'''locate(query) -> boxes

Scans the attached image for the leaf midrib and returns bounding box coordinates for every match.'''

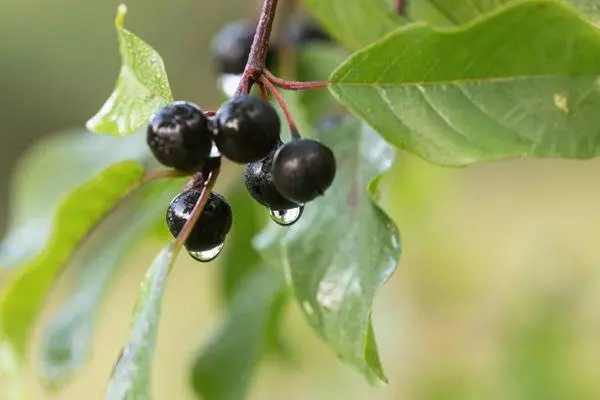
[331,73,600,88]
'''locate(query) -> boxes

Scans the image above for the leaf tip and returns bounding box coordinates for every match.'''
[116,4,127,27]
[84,118,96,133]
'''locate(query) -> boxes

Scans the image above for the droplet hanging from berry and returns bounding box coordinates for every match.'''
[244,145,300,208]
[188,243,225,263]
[269,206,304,226]
[166,190,232,261]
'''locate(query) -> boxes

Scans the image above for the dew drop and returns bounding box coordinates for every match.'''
[269,206,304,226]
[218,74,242,98]
[188,243,225,262]
[209,143,221,158]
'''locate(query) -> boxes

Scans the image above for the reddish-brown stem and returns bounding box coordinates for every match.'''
[246,0,278,72]
[263,69,329,91]
[396,0,405,15]
[260,75,300,139]
[235,0,278,95]
[175,168,220,250]
[257,81,270,101]
[235,75,253,96]
[182,171,204,191]
[203,111,216,117]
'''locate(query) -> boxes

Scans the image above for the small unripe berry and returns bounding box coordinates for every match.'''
[147,102,213,172]
[214,95,281,163]
[166,191,232,252]
[272,139,336,203]
[244,145,299,210]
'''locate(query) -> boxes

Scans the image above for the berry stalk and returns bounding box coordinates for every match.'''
[174,168,220,251]
[258,81,270,101]
[260,75,301,139]
[263,69,329,91]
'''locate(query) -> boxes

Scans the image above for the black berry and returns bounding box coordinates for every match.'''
[211,20,277,75]
[166,191,232,252]
[272,139,336,203]
[244,144,299,211]
[147,102,213,172]
[214,95,281,163]
[288,20,331,45]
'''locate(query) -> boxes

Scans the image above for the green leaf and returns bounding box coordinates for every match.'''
[104,243,175,400]
[409,0,600,26]
[39,180,181,389]
[86,5,173,136]
[302,0,404,50]
[408,0,510,26]
[570,0,600,25]
[330,0,600,166]
[0,131,147,270]
[190,268,287,400]
[0,161,144,354]
[254,118,400,384]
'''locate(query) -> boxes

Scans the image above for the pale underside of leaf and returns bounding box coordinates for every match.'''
[104,243,175,400]
[0,162,145,354]
[254,119,400,384]
[40,180,182,389]
[0,161,144,400]
[330,1,600,166]
[86,6,172,136]
[0,131,147,270]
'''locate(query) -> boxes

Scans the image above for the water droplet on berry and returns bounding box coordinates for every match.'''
[269,206,303,226]
[188,243,225,262]
[218,74,242,98]
[209,143,221,158]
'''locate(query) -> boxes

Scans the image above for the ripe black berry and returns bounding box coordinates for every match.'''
[214,95,281,163]
[272,139,336,203]
[244,144,299,211]
[288,20,331,45]
[147,102,213,172]
[166,191,232,253]
[211,20,277,75]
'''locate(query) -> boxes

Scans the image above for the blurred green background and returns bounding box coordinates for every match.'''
[2,0,600,399]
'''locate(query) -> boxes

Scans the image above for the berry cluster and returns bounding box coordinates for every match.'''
[148,95,335,261]
[145,12,335,262]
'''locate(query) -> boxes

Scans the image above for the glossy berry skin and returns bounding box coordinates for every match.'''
[214,95,281,163]
[272,139,336,203]
[211,20,277,75]
[166,191,232,252]
[147,102,213,172]
[244,144,299,211]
